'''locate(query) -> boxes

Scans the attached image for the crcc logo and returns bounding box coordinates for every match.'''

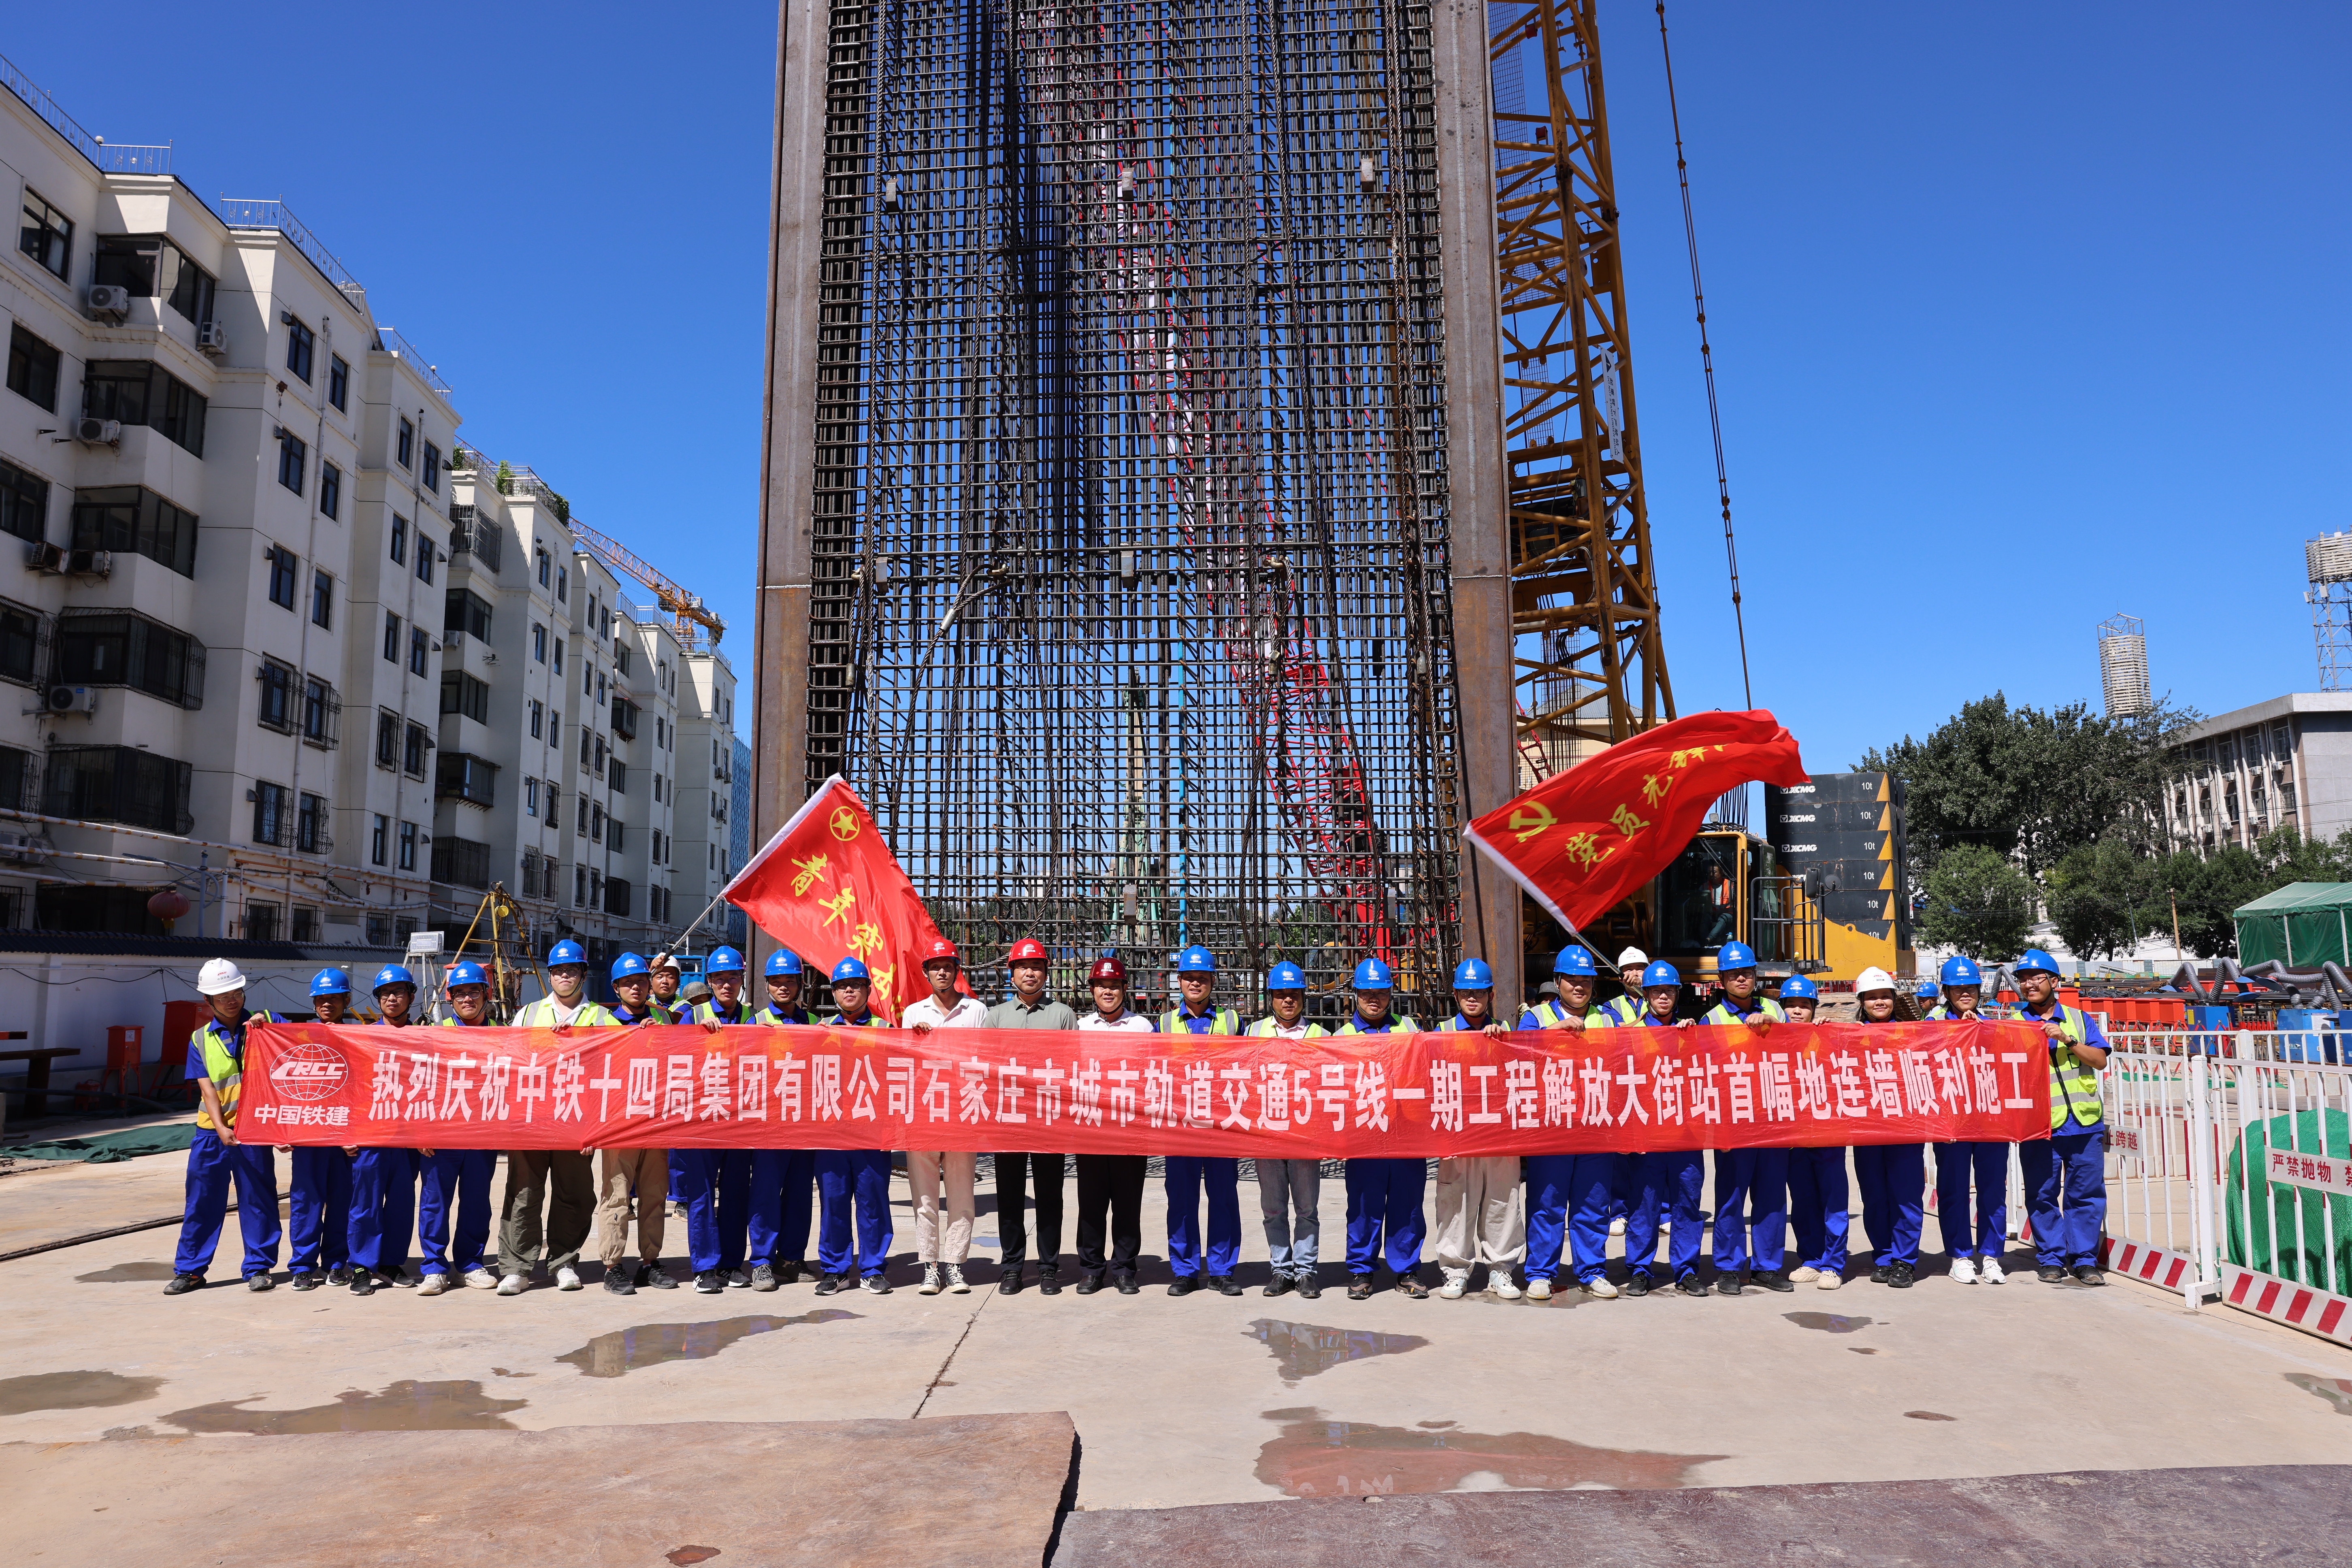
[269,1041,349,1102]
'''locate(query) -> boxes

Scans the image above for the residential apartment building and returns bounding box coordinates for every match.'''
[0,62,739,960]
[2163,692,2352,855]
[672,645,740,947]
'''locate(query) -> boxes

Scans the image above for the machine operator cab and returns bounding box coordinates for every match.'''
[1653,826,1823,978]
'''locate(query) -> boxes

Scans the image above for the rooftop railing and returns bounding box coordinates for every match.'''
[215,197,363,297]
[373,325,455,401]
[0,52,173,175]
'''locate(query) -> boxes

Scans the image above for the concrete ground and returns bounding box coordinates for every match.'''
[4,1144,2350,1524]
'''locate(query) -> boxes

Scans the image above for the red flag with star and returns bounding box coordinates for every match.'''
[722,775,957,1018]
[1463,709,1809,931]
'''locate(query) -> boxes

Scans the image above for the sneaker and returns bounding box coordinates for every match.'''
[946,1264,970,1293]
[164,1272,205,1295]
[1888,1262,1917,1289]
[556,1266,584,1291]
[1871,1263,1893,1285]
[604,1271,636,1295]
[1295,1274,1321,1300]
[1208,1274,1242,1296]
[1526,1276,1553,1301]
[290,1271,319,1293]
[463,1268,499,1291]
[1949,1257,1978,1285]
[417,1272,450,1297]
[496,1273,528,1296]
[669,1201,688,1220]
[638,1263,678,1290]
[751,1263,779,1293]
[776,1260,805,1285]
[1979,1257,2007,1285]
[724,1268,752,1289]
[1168,1275,1199,1297]
[1788,1265,1821,1282]
[1610,1216,1627,1236]
[920,1264,943,1295]
[326,1265,353,1286]
[695,1270,726,1294]
[1263,1274,1295,1297]
[247,1273,275,1292]
[1073,1274,1104,1295]
[1038,1268,1063,1296]
[1113,1274,1139,1295]
[861,1273,894,1294]
[2071,1265,2106,1286]
[378,1265,413,1288]
[814,1274,846,1296]
[349,1270,377,1297]
[1675,1272,1706,1297]
[1816,1272,1843,1291]
[1438,1271,1470,1300]
[1716,1272,1745,1297]
[1583,1274,1619,1300]
[1754,1271,1796,1294]
[1491,1274,1523,1301]
[1347,1276,1375,1301]
[1622,1270,1653,1298]
[1394,1272,1430,1299]
[2037,1265,2069,1283]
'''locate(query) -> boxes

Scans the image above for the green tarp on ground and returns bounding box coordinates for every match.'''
[2233,881,2352,968]
[2224,1107,2352,1296]
[1,1121,200,1164]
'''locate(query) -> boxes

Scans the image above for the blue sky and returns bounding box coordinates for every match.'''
[10,1,2345,773]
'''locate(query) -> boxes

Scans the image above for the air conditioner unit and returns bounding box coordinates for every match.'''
[196,321,229,355]
[85,285,132,320]
[75,418,123,446]
[0,830,53,866]
[65,550,112,578]
[23,542,64,573]
[45,685,97,716]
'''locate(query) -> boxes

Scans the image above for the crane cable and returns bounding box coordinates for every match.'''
[1655,0,1752,709]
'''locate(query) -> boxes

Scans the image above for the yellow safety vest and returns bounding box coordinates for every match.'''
[1523,999,1611,1029]
[192,1012,281,1131]
[512,997,620,1027]
[1335,1015,1418,1035]
[1246,1018,1327,1038]
[1601,994,1646,1026]
[2032,1003,2103,1130]
[1161,1006,1239,1035]
[1701,998,1786,1028]
[692,1000,757,1025]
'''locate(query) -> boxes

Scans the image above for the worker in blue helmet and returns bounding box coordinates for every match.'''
[759,948,810,1024]
[341,965,424,1298]
[1520,944,1618,1301]
[1249,959,1327,1299]
[1433,957,1527,1301]
[813,956,896,1297]
[1776,973,1819,1019]
[2011,949,2109,1285]
[1924,954,2008,1286]
[164,959,291,1297]
[746,948,817,1291]
[669,947,758,1295]
[1612,961,1711,1297]
[526,949,661,1295]
[488,953,624,1298]
[1698,942,1793,1296]
[1336,956,1429,1299]
[1159,944,1245,1298]
[403,961,502,1298]
[281,969,357,1293]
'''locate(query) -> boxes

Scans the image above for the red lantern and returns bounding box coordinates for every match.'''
[147,888,191,927]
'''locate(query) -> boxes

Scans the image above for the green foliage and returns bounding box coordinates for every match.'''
[494,460,514,495]
[1916,844,2038,963]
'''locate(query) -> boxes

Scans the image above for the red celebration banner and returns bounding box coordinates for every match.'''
[1464,709,1811,930]
[245,1019,2049,1155]
[720,775,958,1017]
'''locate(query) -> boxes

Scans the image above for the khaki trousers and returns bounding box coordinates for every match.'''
[1434,1155,1527,1272]
[496,1149,595,1276]
[596,1146,670,1268]
[909,1150,977,1263]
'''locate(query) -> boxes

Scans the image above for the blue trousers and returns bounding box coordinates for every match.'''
[1787,1146,1851,1273]
[2021,1128,2107,1268]
[1854,1142,1926,1268]
[1164,1156,1242,1277]
[1526,1152,1624,1282]
[287,1146,352,1275]
[675,1148,754,1274]
[816,1149,893,1276]
[748,1148,817,1265]
[418,1149,498,1276]
[348,1148,419,1274]
[1627,1150,1704,1279]
[1524,1154,1575,1281]
[1935,1141,2011,1259]
[1344,1158,1426,1275]
[175,1129,281,1278]
[1711,1149,1789,1272]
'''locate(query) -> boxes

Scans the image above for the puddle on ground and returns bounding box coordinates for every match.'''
[1783,1312,1874,1334]
[490,1367,535,1378]
[1849,1347,1880,1355]
[158,1380,526,1434]
[667,1549,721,1565]
[0,1370,164,1415]
[1255,1407,1728,1496]
[1244,1320,1430,1386]
[74,1262,177,1283]
[1905,1411,1956,1421]
[557,1312,861,1378]
[2286,1374,2352,1415]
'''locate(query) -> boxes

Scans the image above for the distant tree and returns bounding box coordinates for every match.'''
[2255,825,2352,885]
[2047,838,2161,962]
[2147,847,2271,959]
[1916,845,2038,963]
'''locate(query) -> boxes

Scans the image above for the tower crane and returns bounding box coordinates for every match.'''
[569,518,728,647]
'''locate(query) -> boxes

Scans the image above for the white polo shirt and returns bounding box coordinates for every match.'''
[1077,1008,1156,1033]
[903,993,989,1031]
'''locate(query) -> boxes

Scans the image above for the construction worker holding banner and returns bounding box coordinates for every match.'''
[1161,945,1245,1298]
[1617,960,1707,1297]
[1701,942,1793,1295]
[415,969,504,1297]
[814,957,896,1296]
[986,937,1076,1296]
[1073,955,1153,1296]
[1340,959,1428,1300]
[679,946,756,1294]
[1433,959,1526,1300]
[905,938,988,1295]
[285,969,356,1293]
[165,959,285,1295]
[748,948,817,1291]
[2013,948,2110,1285]
[1851,966,1926,1289]
[1928,956,2010,1285]
[1250,961,1325,1299]
[1522,946,1615,1300]
[495,954,613,1295]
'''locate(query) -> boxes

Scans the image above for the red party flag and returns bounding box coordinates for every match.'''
[1463,709,1809,931]
[723,775,957,1019]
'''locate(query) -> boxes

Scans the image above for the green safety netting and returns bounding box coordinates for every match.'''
[2,1121,201,1164]
[2224,1107,2352,1295]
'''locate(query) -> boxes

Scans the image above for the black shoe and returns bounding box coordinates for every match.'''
[638,1264,678,1290]
[1039,1268,1063,1296]
[2037,1265,2069,1283]
[813,1273,845,1296]
[999,1264,1025,1295]
[1347,1276,1375,1300]
[1208,1274,1243,1297]
[1716,1272,1745,1297]
[1263,1273,1295,1297]
[776,1260,804,1285]
[1623,1270,1653,1298]
[1888,1262,1916,1289]
[695,1270,726,1294]
[750,1262,778,1292]
[1871,1264,1893,1285]
[377,1264,411,1288]
[859,1273,893,1295]
[326,1265,352,1286]
[2072,1265,2106,1286]
[1168,1275,1200,1297]
[1296,1274,1321,1300]
[1074,1273,1104,1296]
[725,1267,753,1289]
[290,1271,319,1292]
[246,1272,275,1292]
[164,1272,205,1295]
[1675,1272,1706,1297]
[1114,1274,1139,1295]
[1394,1272,1430,1299]
[349,1269,376,1297]
[1754,1270,1795,1294]
[604,1272,636,1295]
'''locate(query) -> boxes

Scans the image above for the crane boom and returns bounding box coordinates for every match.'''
[569,519,727,646]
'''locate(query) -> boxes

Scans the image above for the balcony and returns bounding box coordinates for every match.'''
[435,751,499,809]
[448,506,504,576]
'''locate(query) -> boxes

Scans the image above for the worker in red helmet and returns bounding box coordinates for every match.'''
[985,937,1078,1294]
[904,937,988,1295]
[1073,954,1153,1295]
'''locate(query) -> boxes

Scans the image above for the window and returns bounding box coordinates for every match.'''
[372,813,390,866]
[580,729,592,767]
[292,906,320,944]
[0,460,48,544]
[584,663,594,699]
[375,708,399,769]
[547,705,560,742]
[390,515,408,565]
[404,721,430,779]
[301,677,339,748]
[552,638,562,673]
[528,698,543,739]
[432,835,492,890]
[398,820,418,870]
[532,623,547,663]
[296,793,330,854]
[266,545,298,609]
[423,443,441,492]
[536,547,550,587]
[556,565,567,602]
[436,752,498,808]
[545,789,558,831]
[396,418,414,469]
[165,249,215,328]
[0,602,41,686]
[383,611,402,664]
[328,355,348,412]
[409,626,430,676]
[654,774,664,803]
[83,361,208,456]
[7,325,60,411]
[415,531,436,584]
[70,487,198,577]
[578,793,590,837]
[253,781,290,846]
[53,611,205,708]
[285,316,314,382]
[256,660,295,731]
[609,760,628,795]
[441,670,490,724]
[319,463,341,521]
[525,777,539,816]
[245,902,281,943]
[611,697,639,740]
[444,589,492,641]
[603,876,631,917]
[311,570,334,628]
[19,190,71,278]
[576,867,588,905]
[597,671,607,706]
[92,236,216,326]
[592,803,605,844]
[277,432,307,494]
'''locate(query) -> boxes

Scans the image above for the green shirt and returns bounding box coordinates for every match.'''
[983,995,1079,1031]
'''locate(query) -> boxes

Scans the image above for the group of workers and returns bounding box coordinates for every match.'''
[164,933,2113,1304]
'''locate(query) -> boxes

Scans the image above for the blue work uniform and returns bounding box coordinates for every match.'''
[1851,1015,1927,1272]
[1338,1012,1425,1279]
[817,1009,895,1278]
[748,1001,817,1271]
[1927,1003,2011,1263]
[2018,999,2110,1269]
[175,1010,288,1279]
[1701,995,1790,1276]
[348,1012,422,1278]
[1161,1003,1244,1280]
[416,1016,501,1281]
[286,1115,352,1282]
[675,998,758,1275]
[1519,998,1617,1286]
[1621,1009,1706,1283]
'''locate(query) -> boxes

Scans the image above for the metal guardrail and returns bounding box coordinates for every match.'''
[0,53,173,175]
[215,198,363,297]
[373,326,455,401]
